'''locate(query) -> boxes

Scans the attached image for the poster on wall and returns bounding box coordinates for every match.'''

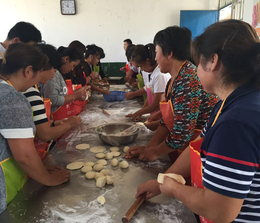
[252,0,260,29]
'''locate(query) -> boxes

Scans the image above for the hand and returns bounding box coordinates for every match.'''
[147,111,162,122]
[47,169,70,186]
[125,145,146,159]
[102,90,111,95]
[124,92,135,100]
[159,176,180,197]
[144,121,159,131]
[45,165,63,173]
[73,88,87,101]
[90,72,99,80]
[125,112,141,121]
[120,67,126,71]
[139,147,159,161]
[64,116,82,128]
[53,118,67,126]
[136,180,161,199]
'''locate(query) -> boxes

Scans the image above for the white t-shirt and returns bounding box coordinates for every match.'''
[141,70,149,86]
[144,66,171,94]
[0,43,6,56]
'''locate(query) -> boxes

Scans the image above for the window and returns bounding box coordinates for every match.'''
[218,0,244,20]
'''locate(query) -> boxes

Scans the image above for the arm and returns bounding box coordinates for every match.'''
[8,138,70,186]
[89,83,110,94]
[125,87,146,99]
[36,116,82,142]
[125,69,135,82]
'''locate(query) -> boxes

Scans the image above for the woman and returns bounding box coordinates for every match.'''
[136,20,260,223]
[0,43,70,214]
[41,46,88,115]
[23,44,82,159]
[125,26,218,163]
[125,44,171,120]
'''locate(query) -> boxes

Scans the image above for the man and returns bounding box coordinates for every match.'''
[0,21,42,55]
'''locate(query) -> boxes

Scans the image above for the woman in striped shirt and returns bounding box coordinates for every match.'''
[136,20,260,222]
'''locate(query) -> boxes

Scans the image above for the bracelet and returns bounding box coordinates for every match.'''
[89,75,93,80]
[51,120,55,127]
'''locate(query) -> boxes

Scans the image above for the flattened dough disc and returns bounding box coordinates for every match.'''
[90,146,106,153]
[66,162,84,170]
[76,143,90,150]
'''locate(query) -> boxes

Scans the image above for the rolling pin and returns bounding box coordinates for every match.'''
[101,109,110,116]
[122,193,146,223]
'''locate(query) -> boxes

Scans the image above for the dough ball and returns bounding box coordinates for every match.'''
[95,172,105,180]
[95,153,106,159]
[105,152,113,160]
[111,151,121,157]
[76,143,90,150]
[110,147,119,152]
[93,164,104,171]
[96,176,107,188]
[81,165,92,173]
[136,122,144,126]
[119,160,129,169]
[157,173,186,185]
[106,175,114,185]
[90,146,106,153]
[85,162,95,167]
[111,158,119,167]
[123,146,130,153]
[97,159,108,166]
[97,196,106,205]
[85,171,96,179]
[100,169,111,176]
[66,162,84,170]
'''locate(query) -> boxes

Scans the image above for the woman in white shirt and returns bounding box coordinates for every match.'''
[126,44,171,120]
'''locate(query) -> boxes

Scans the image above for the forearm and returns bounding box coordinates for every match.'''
[90,83,103,93]
[147,125,169,147]
[64,94,75,104]
[8,139,51,186]
[136,102,160,116]
[133,88,146,97]
[154,141,175,157]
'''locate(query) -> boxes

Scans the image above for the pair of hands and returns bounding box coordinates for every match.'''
[124,92,135,100]
[73,85,90,101]
[125,146,159,162]
[136,177,180,200]
[45,165,70,186]
[90,72,99,80]
[54,116,82,129]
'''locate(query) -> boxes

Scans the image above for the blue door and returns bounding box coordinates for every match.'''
[180,10,219,40]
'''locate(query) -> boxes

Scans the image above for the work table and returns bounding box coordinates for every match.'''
[0,86,197,223]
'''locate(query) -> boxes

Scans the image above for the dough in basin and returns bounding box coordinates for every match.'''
[96,153,106,159]
[90,146,106,153]
[85,171,96,179]
[76,143,90,150]
[66,162,84,170]
[110,147,119,152]
[157,173,186,185]
[81,165,92,173]
[93,164,104,171]
[97,159,108,166]
[105,152,113,160]
[111,158,119,167]
[111,151,121,157]
[96,176,107,188]
[119,160,129,169]
[97,196,106,205]
[123,146,130,153]
[85,162,95,167]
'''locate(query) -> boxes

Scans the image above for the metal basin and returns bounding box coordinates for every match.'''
[95,123,140,146]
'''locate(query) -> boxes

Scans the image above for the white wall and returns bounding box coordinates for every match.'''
[243,0,254,25]
[0,0,216,62]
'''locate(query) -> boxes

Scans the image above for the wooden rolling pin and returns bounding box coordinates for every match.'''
[122,193,146,223]
[101,109,110,116]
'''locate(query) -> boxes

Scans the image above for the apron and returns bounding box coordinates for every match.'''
[189,99,226,223]
[51,79,74,121]
[33,90,52,160]
[136,73,147,102]
[0,75,28,204]
[125,63,130,74]
[73,84,83,115]
[159,61,201,163]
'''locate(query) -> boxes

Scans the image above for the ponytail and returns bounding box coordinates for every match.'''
[132,43,156,66]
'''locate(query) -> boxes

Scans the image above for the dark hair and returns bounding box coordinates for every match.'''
[37,44,62,70]
[7,22,42,43]
[0,43,48,76]
[97,46,105,59]
[132,43,156,66]
[57,46,82,62]
[192,19,260,88]
[125,44,136,61]
[85,44,100,59]
[124,39,132,45]
[154,26,191,61]
[69,40,86,57]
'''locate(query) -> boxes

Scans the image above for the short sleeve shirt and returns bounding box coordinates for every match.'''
[201,84,260,222]
[0,80,35,214]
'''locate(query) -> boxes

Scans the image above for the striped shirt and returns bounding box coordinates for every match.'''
[23,86,48,125]
[201,84,260,222]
